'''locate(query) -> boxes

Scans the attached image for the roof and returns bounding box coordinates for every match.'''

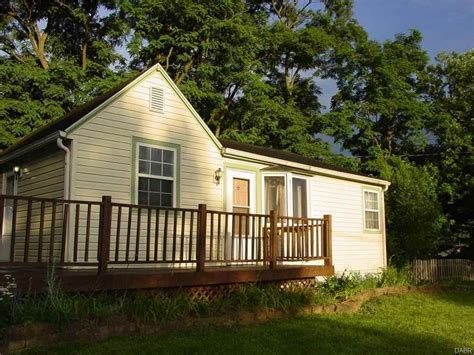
[0,70,144,157]
[219,139,377,180]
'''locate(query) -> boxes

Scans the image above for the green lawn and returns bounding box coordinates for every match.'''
[32,291,474,355]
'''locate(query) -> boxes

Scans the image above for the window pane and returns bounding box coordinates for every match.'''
[150,148,162,162]
[138,177,148,191]
[163,164,173,177]
[149,192,161,206]
[264,176,286,215]
[365,211,379,230]
[149,178,161,192]
[162,180,173,193]
[150,162,162,176]
[138,191,148,205]
[163,150,174,163]
[364,191,378,210]
[139,146,150,160]
[161,193,172,207]
[292,178,307,217]
[139,160,150,174]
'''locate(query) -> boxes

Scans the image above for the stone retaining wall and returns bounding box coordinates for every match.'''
[0,285,443,353]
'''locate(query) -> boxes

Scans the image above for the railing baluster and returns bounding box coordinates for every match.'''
[172,210,178,262]
[146,208,151,261]
[238,214,243,261]
[154,209,160,261]
[188,211,194,261]
[224,212,229,261]
[24,199,32,262]
[115,205,122,262]
[49,202,56,263]
[125,207,132,262]
[209,212,214,261]
[217,212,221,261]
[73,204,80,262]
[135,207,141,261]
[60,203,69,263]
[85,203,91,262]
[163,210,169,261]
[38,201,45,262]
[180,211,186,262]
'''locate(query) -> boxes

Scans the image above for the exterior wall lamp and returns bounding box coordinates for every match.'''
[214,168,223,185]
[13,166,21,176]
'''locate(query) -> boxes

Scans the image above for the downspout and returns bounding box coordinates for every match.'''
[56,132,70,200]
[381,184,389,268]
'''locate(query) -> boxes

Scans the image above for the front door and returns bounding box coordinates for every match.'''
[1,173,17,261]
[225,170,256,260]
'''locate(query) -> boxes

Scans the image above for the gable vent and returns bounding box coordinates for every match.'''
[149,86,164,113]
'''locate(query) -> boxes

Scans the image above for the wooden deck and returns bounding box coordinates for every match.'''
[0,194,334,293]
[0,264,334,293]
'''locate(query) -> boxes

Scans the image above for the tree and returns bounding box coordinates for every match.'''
[0,0,126,149]
[378,157,445,263]
[325,30,431,165]
[424,50,474,255]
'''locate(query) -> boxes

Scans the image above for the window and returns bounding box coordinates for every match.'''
[364,190,380,230]
[137,144,175,207]
[264,176,286,215]
[292,178,308,217]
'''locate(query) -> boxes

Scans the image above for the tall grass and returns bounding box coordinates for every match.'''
[0,266,414,329]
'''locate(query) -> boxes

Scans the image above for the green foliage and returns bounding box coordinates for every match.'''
[379,157,446,262]
[314,266,414,304]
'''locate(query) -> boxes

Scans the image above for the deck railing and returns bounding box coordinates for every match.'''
[0,195,332,274]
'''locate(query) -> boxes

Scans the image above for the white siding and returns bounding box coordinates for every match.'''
[69,70,224,210]
[311,175,385,273]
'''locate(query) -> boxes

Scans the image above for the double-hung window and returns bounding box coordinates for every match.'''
[292,177,308,217]
[137,144,175,207]
[363,190,380,230]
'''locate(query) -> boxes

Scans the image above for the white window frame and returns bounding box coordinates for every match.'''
[363,188,381,231]
[135,142,177,207]
[261,172,311,217]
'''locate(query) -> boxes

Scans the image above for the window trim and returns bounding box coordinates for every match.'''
[2,171,18,195]
[362,188,381,232]
[131,138,180,208]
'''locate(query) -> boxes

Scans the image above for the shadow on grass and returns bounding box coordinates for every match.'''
[30,314,462,355]
[424,288,474,307]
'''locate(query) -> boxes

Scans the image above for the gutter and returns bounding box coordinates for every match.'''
[56,132,71,200]
[0,131,66,165]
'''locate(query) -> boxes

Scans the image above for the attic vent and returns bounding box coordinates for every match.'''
[149,86,164,113]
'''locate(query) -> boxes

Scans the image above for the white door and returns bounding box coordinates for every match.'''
[1,173,17,261]
[225,170,256,260]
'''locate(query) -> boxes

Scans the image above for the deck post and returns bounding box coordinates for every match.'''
[269,210,278,269]
[98,196,113,275]
[323,214,332,266]
[196,204,207,272]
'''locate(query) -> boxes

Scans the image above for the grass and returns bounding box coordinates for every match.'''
[31,290,474,354]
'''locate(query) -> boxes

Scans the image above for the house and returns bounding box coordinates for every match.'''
[0,64,390,291]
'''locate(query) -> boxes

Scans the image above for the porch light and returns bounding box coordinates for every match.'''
[13,166,21,175]
[214,168,223,184]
